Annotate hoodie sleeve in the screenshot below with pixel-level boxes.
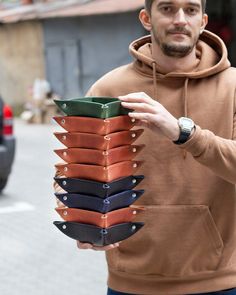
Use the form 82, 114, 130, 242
180, 114, 236, 184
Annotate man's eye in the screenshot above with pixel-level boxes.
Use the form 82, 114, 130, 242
160, 6, 173, 13
186, 8, 198, 15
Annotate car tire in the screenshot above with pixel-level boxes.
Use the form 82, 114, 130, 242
0, 178, 8, 193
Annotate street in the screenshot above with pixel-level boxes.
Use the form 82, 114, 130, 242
0, 119, 107, 295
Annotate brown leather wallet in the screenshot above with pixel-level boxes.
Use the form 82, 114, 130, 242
54, 144, 145, 165
55, 206, 144, 228
53, 129, 144, 150
53, 115, 136, 135
55, 160, 143, 182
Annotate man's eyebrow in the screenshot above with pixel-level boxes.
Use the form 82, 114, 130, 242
157, 1, 201, 8
187, 2, 201, 8
157, 1, 174, 6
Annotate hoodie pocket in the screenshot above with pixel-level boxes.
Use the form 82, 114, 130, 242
107, 205, 224, 277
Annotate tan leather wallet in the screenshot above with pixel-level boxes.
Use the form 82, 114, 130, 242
54, 144, 145, 165
53, 115, 136, 135
55, 206, 144, 228
55, 160, 143, 182
54, 129, 144, 150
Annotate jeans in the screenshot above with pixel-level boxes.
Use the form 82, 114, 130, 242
107, 287, 236, 295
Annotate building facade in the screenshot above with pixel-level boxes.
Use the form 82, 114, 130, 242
43, 12, 145, 99
0, 0, 235, 107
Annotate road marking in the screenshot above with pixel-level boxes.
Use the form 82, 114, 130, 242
0, 202, 35, 214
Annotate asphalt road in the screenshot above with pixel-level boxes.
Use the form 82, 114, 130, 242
0, 119, 107, 295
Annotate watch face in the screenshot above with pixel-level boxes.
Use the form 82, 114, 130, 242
179, 117, 194, 129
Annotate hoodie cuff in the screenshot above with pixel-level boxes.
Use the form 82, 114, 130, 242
178, 125, 208, 157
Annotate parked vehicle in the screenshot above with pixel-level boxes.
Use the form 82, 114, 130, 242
0, 97, 16, 193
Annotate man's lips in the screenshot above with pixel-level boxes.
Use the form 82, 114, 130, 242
167, 30, 191, 36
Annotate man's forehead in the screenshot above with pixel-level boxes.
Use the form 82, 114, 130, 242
154, 0, 201, 6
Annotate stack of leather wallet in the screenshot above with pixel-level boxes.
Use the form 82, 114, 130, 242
53, 97, 145, 246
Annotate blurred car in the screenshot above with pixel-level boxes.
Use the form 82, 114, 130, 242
0, 97, 15, 193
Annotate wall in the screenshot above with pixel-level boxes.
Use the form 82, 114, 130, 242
43, 11, 145, 98
206, 0, 236, 66
0, 21, 45, 106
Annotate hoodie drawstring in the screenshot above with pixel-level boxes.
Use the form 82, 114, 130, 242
152, 61, 158, 100
151, 62, 190, 159
183, 78, 189, 159
183, 78, 189, 118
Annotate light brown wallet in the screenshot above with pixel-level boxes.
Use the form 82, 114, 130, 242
54, 144, 145, 165
54, 129, 144, 150
55, 160, 143, 182
53, 115, 136, 135
55, 206, 144, 228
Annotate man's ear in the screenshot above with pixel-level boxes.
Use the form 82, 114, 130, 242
200, 13, 208, 33
139, 9, 152, 32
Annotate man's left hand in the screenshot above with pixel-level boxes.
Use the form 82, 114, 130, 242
119, 92, 180, 141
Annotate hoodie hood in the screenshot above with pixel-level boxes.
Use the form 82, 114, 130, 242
129, 30, 231, 79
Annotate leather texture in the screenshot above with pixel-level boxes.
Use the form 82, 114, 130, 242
55, 190, 145, 213
54, 129, 144, 149
55, 161, 143, 182
54, 97, 130, 118
54, 175, 144, 198
53, 221, 144, 246
54, 144, 145, 165
55, 206, 144, 227
53, 115, 136, 135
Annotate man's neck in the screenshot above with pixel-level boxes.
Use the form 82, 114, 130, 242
152, 44, 199, 73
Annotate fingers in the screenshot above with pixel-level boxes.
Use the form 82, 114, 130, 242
77, 241, 93, 249
119, 92, 157, 106
92, 243, 120, 251
121, 101, 156, 114
56, 199, 65, 208
76, 241, 120, 251
128, 112, 157, 124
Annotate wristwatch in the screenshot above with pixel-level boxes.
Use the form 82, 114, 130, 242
173, 117, 195, 145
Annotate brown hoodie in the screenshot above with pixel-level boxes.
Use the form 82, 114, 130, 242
86, 30, 236, 294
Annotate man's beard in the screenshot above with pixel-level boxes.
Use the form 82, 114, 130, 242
152, 28, 199, 58
161, 43, 194, 57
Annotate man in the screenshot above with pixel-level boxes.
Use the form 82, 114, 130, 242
76, 0, 236, 294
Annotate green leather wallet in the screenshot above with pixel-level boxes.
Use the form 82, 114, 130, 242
54, 97, 130, 118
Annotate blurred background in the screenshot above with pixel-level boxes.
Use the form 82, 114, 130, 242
0, 0, 235, 294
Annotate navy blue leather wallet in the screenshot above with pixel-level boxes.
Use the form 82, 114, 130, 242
54, 175, 144, 198
53, 221, 144, 246
55, 189, 144, 213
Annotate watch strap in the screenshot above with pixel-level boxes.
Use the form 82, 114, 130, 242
173, 130, 191, 145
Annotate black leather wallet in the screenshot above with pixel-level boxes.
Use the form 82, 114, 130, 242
55, 189, 145, 213
53, 221, 144, 246
54, 175, 144, 198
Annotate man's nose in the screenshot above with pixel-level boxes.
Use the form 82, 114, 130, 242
173, 9, 187, 26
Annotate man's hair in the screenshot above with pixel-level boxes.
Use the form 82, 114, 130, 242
145, 0, 207, 14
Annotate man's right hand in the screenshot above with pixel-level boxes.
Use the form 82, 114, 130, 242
77, 241, 120, 251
